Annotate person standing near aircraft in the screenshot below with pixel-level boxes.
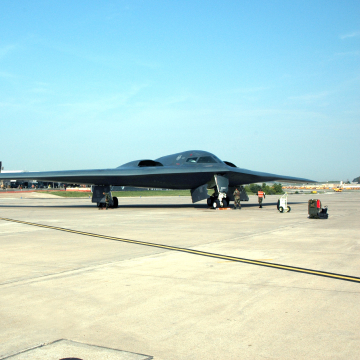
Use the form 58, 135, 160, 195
102, 191, 111, 210
257, 188, 266, 208
233, 188, 241, 210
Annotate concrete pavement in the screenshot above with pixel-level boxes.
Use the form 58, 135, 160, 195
0, 192, 359, 359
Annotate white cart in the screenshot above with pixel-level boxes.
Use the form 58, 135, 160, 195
277, 193, 291, 213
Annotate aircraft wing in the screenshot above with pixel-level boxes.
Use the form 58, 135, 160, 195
0, 169, 127, 186
225, 166, 313, 186
0, 164, 313, 188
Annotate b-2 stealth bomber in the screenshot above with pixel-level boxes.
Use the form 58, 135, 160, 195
0, 150, 314, 208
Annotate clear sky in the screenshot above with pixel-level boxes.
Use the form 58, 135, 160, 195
1, 0, 359, 181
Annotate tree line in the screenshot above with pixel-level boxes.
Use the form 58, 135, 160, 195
244, 183, 284, 195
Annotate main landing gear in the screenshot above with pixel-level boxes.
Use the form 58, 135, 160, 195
92, 185, 118, 209
96, 196, 118, 209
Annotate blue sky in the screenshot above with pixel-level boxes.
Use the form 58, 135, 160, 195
1, 0, 359, 181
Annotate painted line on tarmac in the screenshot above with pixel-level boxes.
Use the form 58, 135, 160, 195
1, 217, 360, 284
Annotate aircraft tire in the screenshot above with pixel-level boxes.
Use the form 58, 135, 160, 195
207, 198, 213, 207
212, 199, 220, 209
222, 198, 228, 208
279, 206, 284, 213
287, 206, 291, 212
113, 197, 118, 208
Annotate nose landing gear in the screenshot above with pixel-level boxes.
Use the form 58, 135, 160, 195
208, 193, 230, 209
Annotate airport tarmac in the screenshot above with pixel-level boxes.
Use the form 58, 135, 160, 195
0, 192, 359, 359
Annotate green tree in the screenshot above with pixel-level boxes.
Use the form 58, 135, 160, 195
249, 183, 261, 193
273, 183, 284, 194
244, 182, 284, 195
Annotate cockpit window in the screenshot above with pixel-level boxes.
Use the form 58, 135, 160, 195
186, 157, 198, 163
197, 156, 217, 163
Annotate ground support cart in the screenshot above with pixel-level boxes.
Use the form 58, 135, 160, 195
308, 199, 328, 219
277, 193, 291, 213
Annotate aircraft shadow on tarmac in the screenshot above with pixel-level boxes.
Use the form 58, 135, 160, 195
0, 202, 305, 209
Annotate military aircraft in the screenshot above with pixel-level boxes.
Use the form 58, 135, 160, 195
0, 150, 314, 208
